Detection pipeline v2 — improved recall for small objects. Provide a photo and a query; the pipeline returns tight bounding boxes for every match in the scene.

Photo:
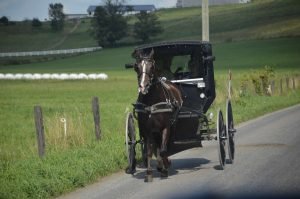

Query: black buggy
[125,41,236,173]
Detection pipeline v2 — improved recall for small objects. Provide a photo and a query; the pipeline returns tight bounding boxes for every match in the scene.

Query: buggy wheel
[226,99,236,164]
[125,112,137,174]
[217,109,226,170]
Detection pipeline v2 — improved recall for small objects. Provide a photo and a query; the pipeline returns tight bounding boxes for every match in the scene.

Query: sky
[0,0,177,21]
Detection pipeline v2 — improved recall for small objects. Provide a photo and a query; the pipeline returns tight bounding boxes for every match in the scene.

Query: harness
[133,78,181,125]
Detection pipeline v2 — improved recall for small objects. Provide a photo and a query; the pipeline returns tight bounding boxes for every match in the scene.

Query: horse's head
[134,49,156,95]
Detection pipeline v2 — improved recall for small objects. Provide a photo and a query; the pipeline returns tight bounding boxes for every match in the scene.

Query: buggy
[125,41,236,174]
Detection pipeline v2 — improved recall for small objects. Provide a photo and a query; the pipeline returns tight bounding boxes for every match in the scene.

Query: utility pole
[202,0,209,41]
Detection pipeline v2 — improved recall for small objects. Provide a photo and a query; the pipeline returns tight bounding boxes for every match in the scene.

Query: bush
[0,16,9,25]
[32,18,42,28]
[239,66,275,96]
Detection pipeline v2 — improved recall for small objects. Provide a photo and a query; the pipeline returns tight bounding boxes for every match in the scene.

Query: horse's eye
[150,64,155,72]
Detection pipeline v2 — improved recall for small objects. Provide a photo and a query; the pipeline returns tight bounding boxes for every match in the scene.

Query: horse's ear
[132,50,142,60]
[149,49,154,58]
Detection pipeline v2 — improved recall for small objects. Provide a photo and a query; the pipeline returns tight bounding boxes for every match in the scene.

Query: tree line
[91,0,163,46]
[1,0,163,47]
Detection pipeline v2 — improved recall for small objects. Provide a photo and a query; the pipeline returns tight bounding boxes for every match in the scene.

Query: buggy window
[170,55,190,73]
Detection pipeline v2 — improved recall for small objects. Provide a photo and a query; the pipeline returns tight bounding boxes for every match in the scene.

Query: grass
[0,79,137,198]
[0,21,85,52]
[213,37,300,71]
[1,37,299,74]
[0,74,300,198]
[0,0,299,51]
[155,0,300,42]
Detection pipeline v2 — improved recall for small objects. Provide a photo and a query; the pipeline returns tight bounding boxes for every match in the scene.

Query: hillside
[0,0,299,52]
[155,0,300,42]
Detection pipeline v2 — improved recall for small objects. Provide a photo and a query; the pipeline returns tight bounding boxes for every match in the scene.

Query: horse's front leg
[145,139,153,182]
[156,147,163,172]
[160,127,171,178]
[160,126,170,157]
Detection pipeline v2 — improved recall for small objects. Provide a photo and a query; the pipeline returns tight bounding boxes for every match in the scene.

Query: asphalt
[58,104,300,199]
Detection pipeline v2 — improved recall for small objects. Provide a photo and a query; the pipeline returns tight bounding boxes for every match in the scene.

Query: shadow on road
[131,158,211,181]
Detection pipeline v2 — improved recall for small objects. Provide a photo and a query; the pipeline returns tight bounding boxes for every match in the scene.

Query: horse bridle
[136,58,156,94]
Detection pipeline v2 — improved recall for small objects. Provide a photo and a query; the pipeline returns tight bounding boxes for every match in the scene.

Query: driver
[188,55,200,78]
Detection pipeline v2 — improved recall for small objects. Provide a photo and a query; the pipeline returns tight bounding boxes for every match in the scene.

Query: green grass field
[0,76,299,199]
[1,37,300,74]
[0,0,299,52]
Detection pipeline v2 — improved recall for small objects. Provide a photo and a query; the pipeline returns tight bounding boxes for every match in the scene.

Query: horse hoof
[160,150,167,157]
[168,159,172,167]
[160,169,168,178]
[144,175,153,182]
[157,166,163,172]
[125,167,136,174]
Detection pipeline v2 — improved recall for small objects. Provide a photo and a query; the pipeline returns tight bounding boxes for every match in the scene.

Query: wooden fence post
[286,77,290,89]
[92,97,101,140]
[228,69,232,99]
[34,106,45,158]
[280,79,283,95]
[271,80,275,95]
[292,77,296,90]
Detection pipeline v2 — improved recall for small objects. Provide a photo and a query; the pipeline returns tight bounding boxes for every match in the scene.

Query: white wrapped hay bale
[5,73,14,80]
[41,74,51,79]
[78,73,88,79]
[0,73,5,79]
[23,73,33,80]
[69,73,79,80]
[58,73,69,80]
[33,73,42,80]
[51,73,60,79]
[15,74,24,79]
[88,74,97,80]
[96,73,108,80]
[0,73,108,80]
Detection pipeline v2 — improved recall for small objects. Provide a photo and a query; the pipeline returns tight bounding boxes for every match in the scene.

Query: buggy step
[173,139,202,145]
[229,128,236,133]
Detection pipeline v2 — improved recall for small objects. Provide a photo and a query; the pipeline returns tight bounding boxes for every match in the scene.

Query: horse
[133,49,183,182]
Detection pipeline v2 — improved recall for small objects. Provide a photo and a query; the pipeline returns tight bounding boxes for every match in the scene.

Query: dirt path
[46,20,81,50]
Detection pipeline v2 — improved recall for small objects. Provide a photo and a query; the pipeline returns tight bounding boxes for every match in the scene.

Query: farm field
[1,37,300,198]
[1,37,300,73]
[0,0,299,52]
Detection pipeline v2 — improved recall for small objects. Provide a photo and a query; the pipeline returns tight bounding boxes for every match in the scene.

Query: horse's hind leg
[145,139,153,182]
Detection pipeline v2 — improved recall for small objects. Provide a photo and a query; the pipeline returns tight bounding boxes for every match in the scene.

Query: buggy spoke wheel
[125,112,136,174]
[217,109,226,170]
[226,99,236,164]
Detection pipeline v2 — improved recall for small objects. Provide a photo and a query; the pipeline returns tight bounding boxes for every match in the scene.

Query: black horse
[133,49,182,182]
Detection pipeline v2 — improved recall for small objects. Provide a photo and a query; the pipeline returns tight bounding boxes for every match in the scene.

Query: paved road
[59,105,300,199]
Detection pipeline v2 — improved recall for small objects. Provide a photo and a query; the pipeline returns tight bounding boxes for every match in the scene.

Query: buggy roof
[132,40,210,58]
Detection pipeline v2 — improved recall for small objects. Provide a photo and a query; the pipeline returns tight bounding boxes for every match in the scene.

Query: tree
[0,16,9,25]
[91,0,128,46]
[32,18,42,28]
[48,3,65,31]
[134,11,163,43]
